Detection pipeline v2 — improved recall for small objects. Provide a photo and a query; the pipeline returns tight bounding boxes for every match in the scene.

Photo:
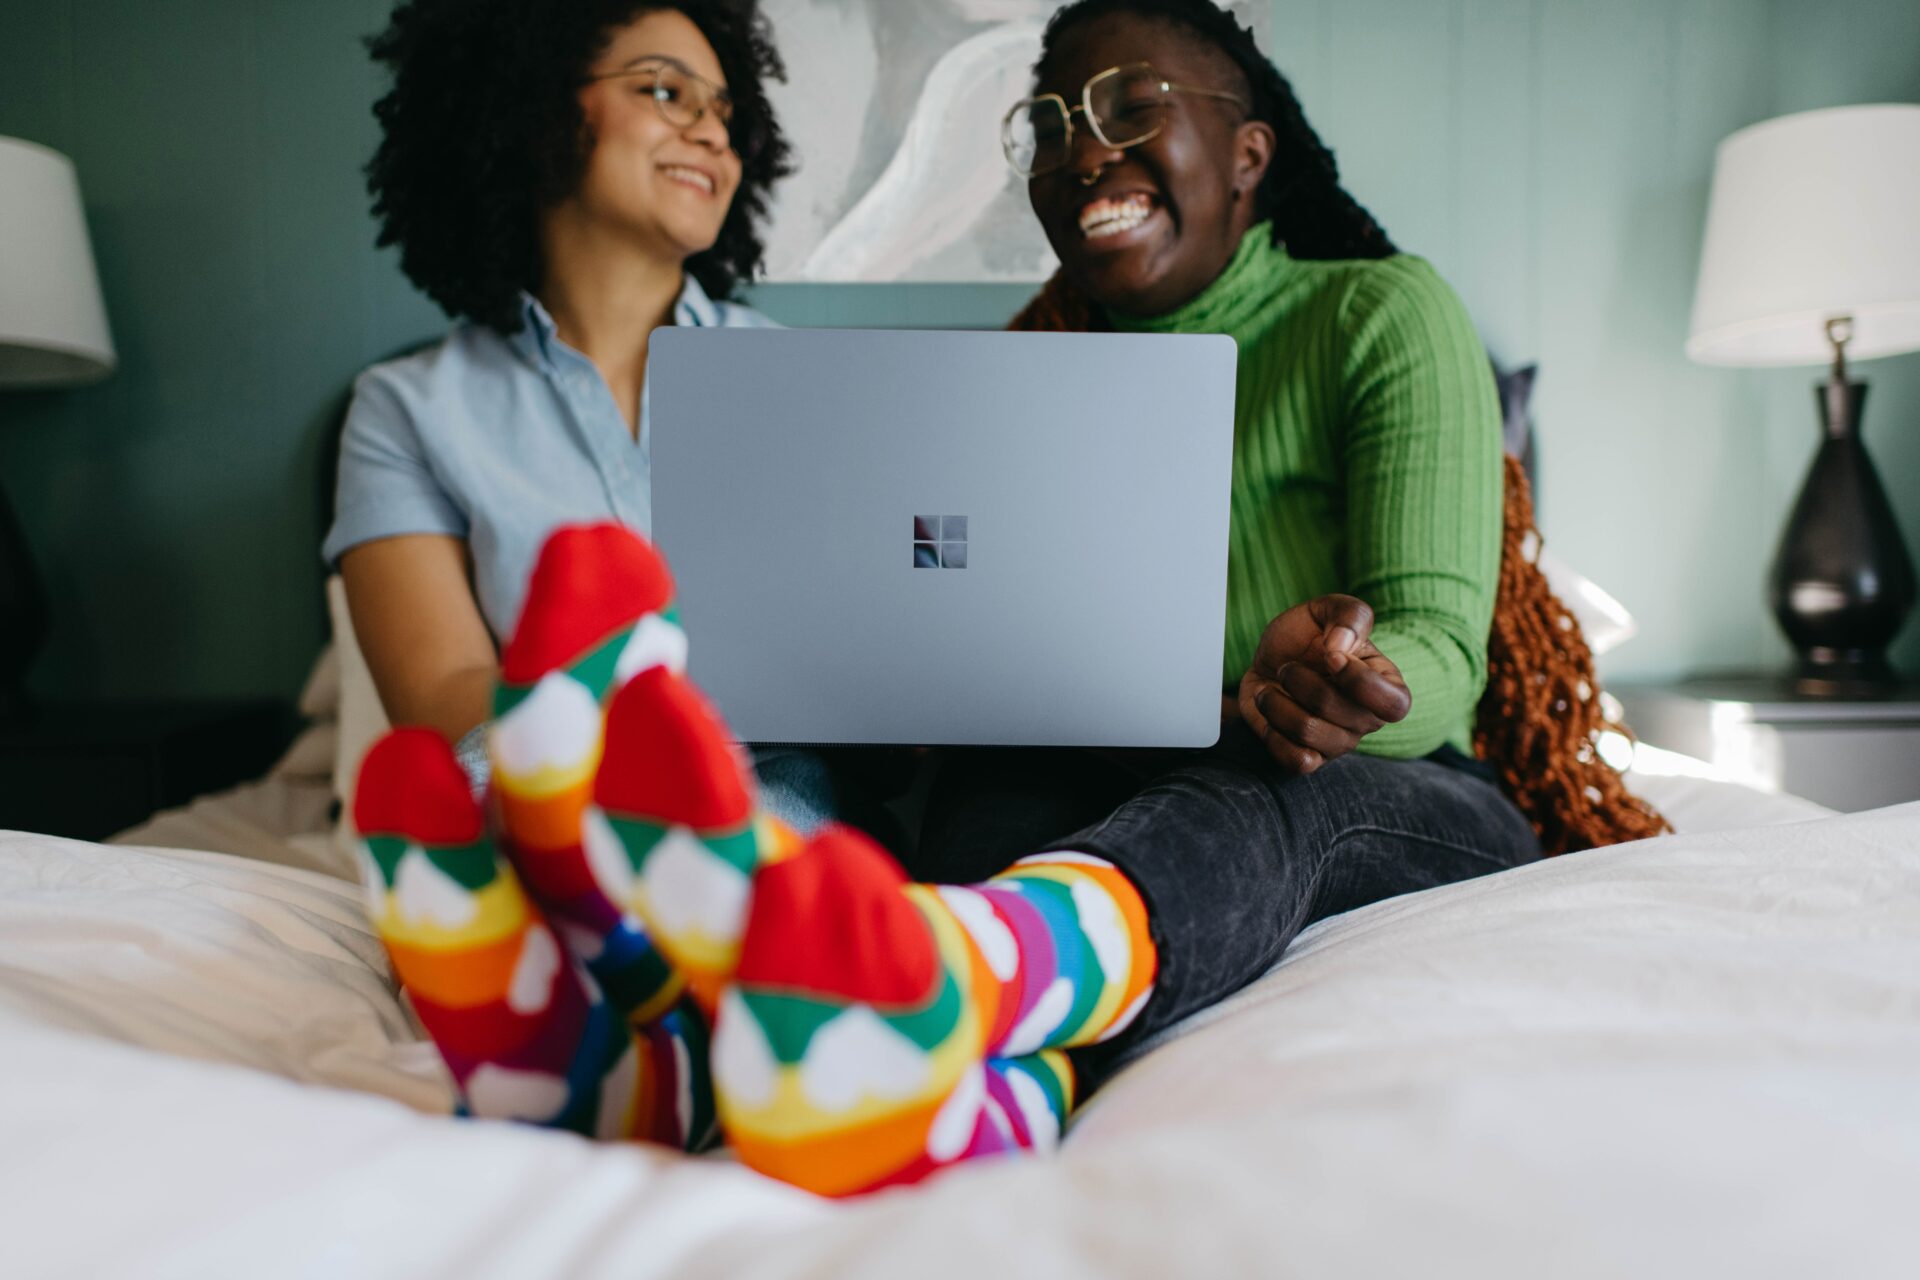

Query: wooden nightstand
[1612,677,1920,813]
[0,700,299,842]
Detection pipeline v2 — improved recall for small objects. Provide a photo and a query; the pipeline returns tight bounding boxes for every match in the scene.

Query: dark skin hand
[1226,595,1412,776]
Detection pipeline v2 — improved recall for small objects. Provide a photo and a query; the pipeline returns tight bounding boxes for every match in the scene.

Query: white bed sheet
[5,785,1918,1278]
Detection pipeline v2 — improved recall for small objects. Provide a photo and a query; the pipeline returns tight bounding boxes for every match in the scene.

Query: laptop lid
[648,327,1236,747]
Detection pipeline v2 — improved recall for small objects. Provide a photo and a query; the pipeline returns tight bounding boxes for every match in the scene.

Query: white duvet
[3,780,1917,1279]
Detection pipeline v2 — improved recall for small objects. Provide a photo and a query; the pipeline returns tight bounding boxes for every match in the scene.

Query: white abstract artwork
[758,0,1269,282]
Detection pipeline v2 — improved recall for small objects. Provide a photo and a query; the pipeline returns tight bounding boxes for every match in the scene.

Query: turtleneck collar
[1106,222,1292,337]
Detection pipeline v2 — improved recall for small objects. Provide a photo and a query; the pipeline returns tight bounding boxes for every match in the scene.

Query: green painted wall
[1,0,1915,704]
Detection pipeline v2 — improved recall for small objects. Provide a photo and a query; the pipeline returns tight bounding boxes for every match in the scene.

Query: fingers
[1253,685,1361,770]
[1244,696,1323,776]
[1238,682,1339,777]
[1341,654,1413,723]
[1286,652,1411,726]
[1239,594,1413,776]
[1273,662,1383,734]
[1239,653,1412,778]
[1305,595,1375,669]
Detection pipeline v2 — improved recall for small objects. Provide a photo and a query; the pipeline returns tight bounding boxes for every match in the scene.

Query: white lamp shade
[0,136,116,387]
[1687,103,1920,367]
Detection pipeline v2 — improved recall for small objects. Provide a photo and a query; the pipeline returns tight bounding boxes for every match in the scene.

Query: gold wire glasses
[1002,62,1249,179]
[582,56,735,135]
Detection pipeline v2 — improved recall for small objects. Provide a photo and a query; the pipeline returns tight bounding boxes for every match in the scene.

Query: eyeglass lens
[1005,67,1168,176]
[640,62,732,130]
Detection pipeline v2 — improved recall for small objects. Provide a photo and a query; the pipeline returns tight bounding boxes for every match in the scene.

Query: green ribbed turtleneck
[1112,224,1502,758]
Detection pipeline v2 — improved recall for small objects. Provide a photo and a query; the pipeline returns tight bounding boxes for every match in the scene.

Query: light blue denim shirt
[322,275,837,831]
[323,273,776,637]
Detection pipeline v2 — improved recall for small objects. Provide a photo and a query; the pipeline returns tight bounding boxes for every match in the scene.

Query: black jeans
[903,723,1541,1078]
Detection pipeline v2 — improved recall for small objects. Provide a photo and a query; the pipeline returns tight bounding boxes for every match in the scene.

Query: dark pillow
[1490,359,1538,494]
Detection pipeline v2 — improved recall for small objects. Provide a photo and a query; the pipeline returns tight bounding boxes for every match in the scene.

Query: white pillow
[326,574,392,856]
[1536,546,1638,656]
[0,831,450,1114]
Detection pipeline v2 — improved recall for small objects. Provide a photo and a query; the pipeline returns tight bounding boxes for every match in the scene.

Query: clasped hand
[1228,595,1412,776]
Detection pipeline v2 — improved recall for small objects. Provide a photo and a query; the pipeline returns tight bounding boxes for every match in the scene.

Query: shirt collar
[511,293,562,368]
[510,272,720,370]
[674,272,721,328]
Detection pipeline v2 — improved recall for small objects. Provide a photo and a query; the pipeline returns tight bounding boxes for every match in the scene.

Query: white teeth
[1078,196,1155,239]
[1086,211,1148,239]
[661,165,715,194]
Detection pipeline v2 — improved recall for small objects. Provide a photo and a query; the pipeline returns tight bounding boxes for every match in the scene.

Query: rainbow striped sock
[955,853,1158,1056]
[352,522,739,1149]
[584,665,803,989]
[354,729,711,1146]
[710,826,1157,1196]
[487,523,691,1026]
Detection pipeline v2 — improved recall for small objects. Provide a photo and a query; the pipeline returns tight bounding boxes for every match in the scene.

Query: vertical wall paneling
[1267,0,1335,132]
[1532,0,1765,678]
[1449,0,1536,365]
[1665,0,1784,672]
[1322,0,1459,277]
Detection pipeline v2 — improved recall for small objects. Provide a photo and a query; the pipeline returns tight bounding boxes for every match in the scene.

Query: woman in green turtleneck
[904,0,1542,1073]
[1011,0,1503,769]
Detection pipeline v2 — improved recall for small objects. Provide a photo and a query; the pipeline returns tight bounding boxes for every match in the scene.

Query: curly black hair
[365,0,793,332]
[1035,0,1395,260]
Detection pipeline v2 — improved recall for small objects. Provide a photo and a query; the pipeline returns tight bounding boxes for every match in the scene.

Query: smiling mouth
[660,164,716,195]
[1077,193,1157,240]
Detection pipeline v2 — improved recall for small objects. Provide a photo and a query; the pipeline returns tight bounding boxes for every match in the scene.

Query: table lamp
[1687,103,1920,693]
[0,135,117,718]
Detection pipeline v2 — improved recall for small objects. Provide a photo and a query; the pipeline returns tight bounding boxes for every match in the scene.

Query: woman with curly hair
[324,0,847,815]
[325,0,859,1154]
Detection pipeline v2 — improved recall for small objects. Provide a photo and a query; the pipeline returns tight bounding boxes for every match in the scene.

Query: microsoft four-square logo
[914,515,967,568]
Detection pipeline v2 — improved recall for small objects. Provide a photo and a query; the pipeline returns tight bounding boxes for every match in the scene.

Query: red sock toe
[735,824,939,1007]
[595,667,753,832]
[354,728,483,844]
[500,522,675,686]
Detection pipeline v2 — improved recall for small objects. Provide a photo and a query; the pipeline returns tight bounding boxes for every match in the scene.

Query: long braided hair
[1011,0,1668,854]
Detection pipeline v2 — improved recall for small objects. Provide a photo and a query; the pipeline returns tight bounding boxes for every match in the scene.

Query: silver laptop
[648,327,1236,747]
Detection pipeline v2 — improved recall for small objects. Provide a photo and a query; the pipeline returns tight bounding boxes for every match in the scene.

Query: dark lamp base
[1768,373,1916,699]
[1791,648,1901,699]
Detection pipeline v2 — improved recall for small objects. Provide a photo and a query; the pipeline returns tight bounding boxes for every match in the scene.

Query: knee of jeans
[1303,756,1542,868]
[1492,797,1544,867]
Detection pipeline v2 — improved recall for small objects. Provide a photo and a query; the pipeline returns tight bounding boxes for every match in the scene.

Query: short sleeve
[321,368,468,568]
